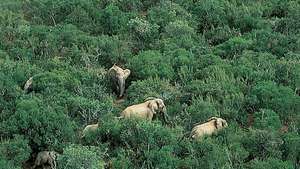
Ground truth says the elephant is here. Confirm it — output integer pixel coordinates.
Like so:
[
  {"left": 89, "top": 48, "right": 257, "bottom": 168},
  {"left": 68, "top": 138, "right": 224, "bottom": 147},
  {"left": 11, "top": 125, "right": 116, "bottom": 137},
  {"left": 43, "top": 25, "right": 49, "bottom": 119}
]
[
  {"left": 190, "top": 117, "right": 228, "bottom": 140},
  {"left": 24, "top": 77, "right": 33, "bottom": 93},
  {"left": 82, "top": 123, "right": 99, "bottom": 138},
  {"left": 119, "top": 98, "right": 167, "bottom": 121},
  {"left": 32, "top": 151, "right": 57, "bottom": 169},
  {"left": 108, "top": 64, "right": 130, "bottom": 98}
]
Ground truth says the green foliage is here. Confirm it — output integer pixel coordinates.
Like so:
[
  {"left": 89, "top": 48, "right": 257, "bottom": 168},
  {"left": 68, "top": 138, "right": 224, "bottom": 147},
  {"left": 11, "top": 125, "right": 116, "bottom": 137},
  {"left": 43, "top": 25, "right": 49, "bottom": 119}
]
[
  {"left": 127, "top": 50, "right": 175, "bottom": 80},
  {"left": 249, "top": 81, "right": 298, "bottom": 121},
  {"left": 0, "top": 135, "right": 31, "bottom": 168},
  {"left": 214, "top": 37, "right": 253, "bottom": 59},
  {"left": 31, "top": 71, "right": 80, "bottom": 93},
  {"left": 242, "top": 129, "right": 283, "bottom": 160},
  {"left": 253, "top": 109, "right": 281, "bottom": 130},
  {"left": 4, "top": 97, "right": 75, "bottom": 150},
  {"left": 281, "top": 132, "right": 300, "bottom": 167},
  {"left": 128, "top": 17, "right": 159, "bottom": 51},
  {"left": 249, "top": 30, "right": 299, "bottom": 57},
  {"left": 67, "top": 95, "right": 115, "bottom": 124},
  {"left": 57, "top": 144, "right": 105, "bottom": 169},
  {"left": 162, "top": 20, "right": 198, "bottom": 51},
  {"left": 94, "top": 118, "right": 183, "bottom": 168},
  {"left": 100, "top": 4, "right": 129, "bottom": 35},
  {"left": 204, "top": 26, "right": 240, "bottom": 45},
  {"left": 247, "top": 158, "right": 293, "bottom": 169},
  {"left": 0, "top": 0, "right": 298, "bottom": 168},
  {"left": 232, "top": 51, "right": 277, "bottom": 85},
  {"left": 190, "top": 0, "right": 228, "bottom": 32},
  {"left": 182, "top": 97, "right": 218, "bottom": 128},
  {"left": 148, "top": 1, "right": 191, "bottom": 29},
  {"left": 127, "top": 77, "right": 180, "bottom": 104}
]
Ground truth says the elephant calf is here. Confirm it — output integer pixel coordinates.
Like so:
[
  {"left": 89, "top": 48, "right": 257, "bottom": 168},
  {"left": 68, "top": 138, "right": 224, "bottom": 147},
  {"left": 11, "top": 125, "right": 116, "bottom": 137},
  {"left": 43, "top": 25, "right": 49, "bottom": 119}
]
[
  {"left": 190, "top": 117, "right": 228, "bottom": 140},
  {"left": 120, "top": 98, "right": 167, "bottom": 121},
  {"left": 108, "top": 64, "right": 130, "bottom": 98},
  {"left": 32, "top": 151, "right": 57, "bottom": 169},
  {"left": 24, "top": 77, "right": 33, "bottom": 93},
  {"left": 82, "top": 123, "right": 99, "bottom": 138}
]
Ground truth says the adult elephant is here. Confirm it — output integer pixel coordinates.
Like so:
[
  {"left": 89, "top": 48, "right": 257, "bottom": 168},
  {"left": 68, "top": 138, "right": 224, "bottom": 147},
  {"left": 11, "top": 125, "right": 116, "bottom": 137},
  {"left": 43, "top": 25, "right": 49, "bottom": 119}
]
[
  {"left": 119, "top": 98, "right": 167, "bottom": 122},
  {"left": 108, "top": 64, "right": 130, "bottom": 98},
  {"left": 190, "top": 117, "right": 228, "bottom": 140}
]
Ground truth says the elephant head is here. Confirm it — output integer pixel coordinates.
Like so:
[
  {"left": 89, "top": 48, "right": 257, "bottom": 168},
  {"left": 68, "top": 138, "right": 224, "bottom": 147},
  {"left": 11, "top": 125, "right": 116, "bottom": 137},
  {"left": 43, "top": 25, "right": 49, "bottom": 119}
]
[
  {"left": 208, "top": 117, "right": 228, "bottom": 129},
  {"left": 148, "top": 98, "right": 166, "bottom": 114}
]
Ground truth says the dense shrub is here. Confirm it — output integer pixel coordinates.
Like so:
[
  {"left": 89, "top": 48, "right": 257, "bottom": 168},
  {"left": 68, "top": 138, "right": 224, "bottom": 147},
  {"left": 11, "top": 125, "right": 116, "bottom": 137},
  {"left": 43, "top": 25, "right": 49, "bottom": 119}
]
[
  {"left": 247, "top": 158, "right": 293, "bottom": 169},
  {"left": 253, "top": 109, "right": 282, "bottom": 130},
  {"left": 127, "top": 77, "right": 180, "bottom": 103},
  {"left": 127, "top": 50, "right": 175, "bottom": 80},
  {"left": 248, "top": 81, "right": 299, "bottom": 121},
  {"left": 242, "top": 129, "right": 283, "bottom": 160},
  {"left": 0, "top": 0, "right": 298, "bottom": 168},
  {"left": 57, "top": 144, "right": 105, "bottom": 169},
  {"left": 85, "top": 117, "right": 184, "bottom": 168},
  {"left": 0, "top": 135, "right": 31, "bottom": 168},
  {"left": 214, "top": 37, "right": 253, "bottom": 59},
  {"left": 4, "top": 97, "right": 75, "bottom": 150},
  {"left": 128, "top": 17, "right": 159, "bottom": 51}
]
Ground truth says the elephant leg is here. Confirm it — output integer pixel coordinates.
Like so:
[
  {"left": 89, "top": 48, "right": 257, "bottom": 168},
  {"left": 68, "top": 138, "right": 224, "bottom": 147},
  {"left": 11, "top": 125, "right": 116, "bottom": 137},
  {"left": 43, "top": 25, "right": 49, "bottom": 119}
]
[{"left": 147, "top": 112, "right": 153, "bottom": 121}]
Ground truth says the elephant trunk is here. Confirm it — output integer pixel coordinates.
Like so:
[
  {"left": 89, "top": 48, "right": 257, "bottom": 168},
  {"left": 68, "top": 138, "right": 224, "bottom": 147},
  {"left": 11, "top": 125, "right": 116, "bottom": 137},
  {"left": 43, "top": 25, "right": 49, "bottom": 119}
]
[
  {"left": 162, "top": 106, "right": 166, "bottom": 113},
  {"left": 118, "top": 77, "right": 125, "bottom": 97}
]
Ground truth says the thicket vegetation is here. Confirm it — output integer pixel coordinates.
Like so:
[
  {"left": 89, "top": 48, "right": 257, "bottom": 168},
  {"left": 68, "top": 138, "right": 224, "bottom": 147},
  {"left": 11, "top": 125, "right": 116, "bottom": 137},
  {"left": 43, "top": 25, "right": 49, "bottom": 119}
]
[{"left": 0, "top": 0, "right": 299, "bottom": 168}]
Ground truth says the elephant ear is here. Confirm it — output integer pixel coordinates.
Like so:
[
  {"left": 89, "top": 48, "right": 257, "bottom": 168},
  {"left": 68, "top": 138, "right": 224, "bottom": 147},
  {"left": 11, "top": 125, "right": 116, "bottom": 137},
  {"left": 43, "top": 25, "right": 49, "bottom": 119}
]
[
  {"left": 123, "top": 69, "right": 131, "bottom": 79},
  {"left": 221, "top": 119, "right": 228, "bottom": 127},
  {"left": 215, "top": 119, "right": 223, "bottom": 129},
  {"left": 108, "top": 66, "right": 117, "bottom": 76},
  {"left": 148, "top": 100, "right": 158, "bottom": 114}
]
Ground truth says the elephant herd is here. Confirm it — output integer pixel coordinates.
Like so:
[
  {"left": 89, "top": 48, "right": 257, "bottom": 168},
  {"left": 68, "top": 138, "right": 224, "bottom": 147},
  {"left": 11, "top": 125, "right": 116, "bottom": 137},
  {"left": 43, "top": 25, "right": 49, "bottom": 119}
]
[
  {"left": 24, "top": 64, "right": 228, "bottom": 169},
  {"left": 82, "top": 64, "right": 228, "bottom": 139}
]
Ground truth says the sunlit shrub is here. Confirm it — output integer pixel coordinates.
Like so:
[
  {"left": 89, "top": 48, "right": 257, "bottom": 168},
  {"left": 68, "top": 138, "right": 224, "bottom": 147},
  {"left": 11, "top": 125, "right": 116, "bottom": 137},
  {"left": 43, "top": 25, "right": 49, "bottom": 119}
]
[
  {"left": 57, "top": 144, "right": 105, "bottom": 169},
  {"left": 127, "top": 50, "right": 175, "bottom": 80}
]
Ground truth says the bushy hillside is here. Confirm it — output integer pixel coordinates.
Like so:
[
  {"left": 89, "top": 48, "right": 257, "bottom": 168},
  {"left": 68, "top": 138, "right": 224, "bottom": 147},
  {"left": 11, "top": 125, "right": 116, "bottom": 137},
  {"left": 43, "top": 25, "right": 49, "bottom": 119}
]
[{"left": 0, "top": 0, "right": 299, "bottom": 169}]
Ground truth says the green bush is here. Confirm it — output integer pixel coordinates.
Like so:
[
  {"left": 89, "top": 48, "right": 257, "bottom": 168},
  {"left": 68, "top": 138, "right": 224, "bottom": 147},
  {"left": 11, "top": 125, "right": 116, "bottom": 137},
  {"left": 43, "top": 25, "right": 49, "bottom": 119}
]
[
  {"left": 126, "top": 77, "right": 181, "bottom": 107},
  {"left": 57, "top": 144, "right": 105, "bottom": 169},
  {"left": 214, "top": 37, "right": 253, "bottom": 59},
  {"left": 253, "top": 109, "right": 281, "bottom": 130},
  {"left": 242, "top": 129, "right": 282, "bottom": 160},
  {"left": 248, "top": 81, "right": 298, "bottom": 121},
  {"left": 281, "top": 132, "right": 300, "bottom": 167},
  {"left": 31, "top": 71, "right": 80, "bottom": 93},
  {"left": 100, "top": 4, "right": 129, "bottom": 35},
  {"left": 128, "top": 17, "right": 159, "bottom": 51},
  {"left": 249, "top": 30, "right": 298, "bottom": 57},
  {"left": 204, "top": 26, "right": 240, "bottom": 45},
  {"left": 4, "top": 97, "right": 75, "bottom": 150},
  {"left": 0, "top": 0, "right": 298, "bottom": 168},
  {"left": 247, "top": 158, "right": 293, "bottom": 169},
  {"left": 182, "top": 97, "right": 218, "bottom": 129},
  {"left": 127, "top": 50, "right": 175, "bottom": 80},
  {"left": 0, "top": 135, "right": 31, "bottom": 168},
  {"left": 148, "top": 1, "right": 191, "bottom": 29},
  {"left": 161, "top": 20, "right": 197, "bottom": 51},
  {"left": 67, "top": 96, "right": 115, "bottom": 125}
]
